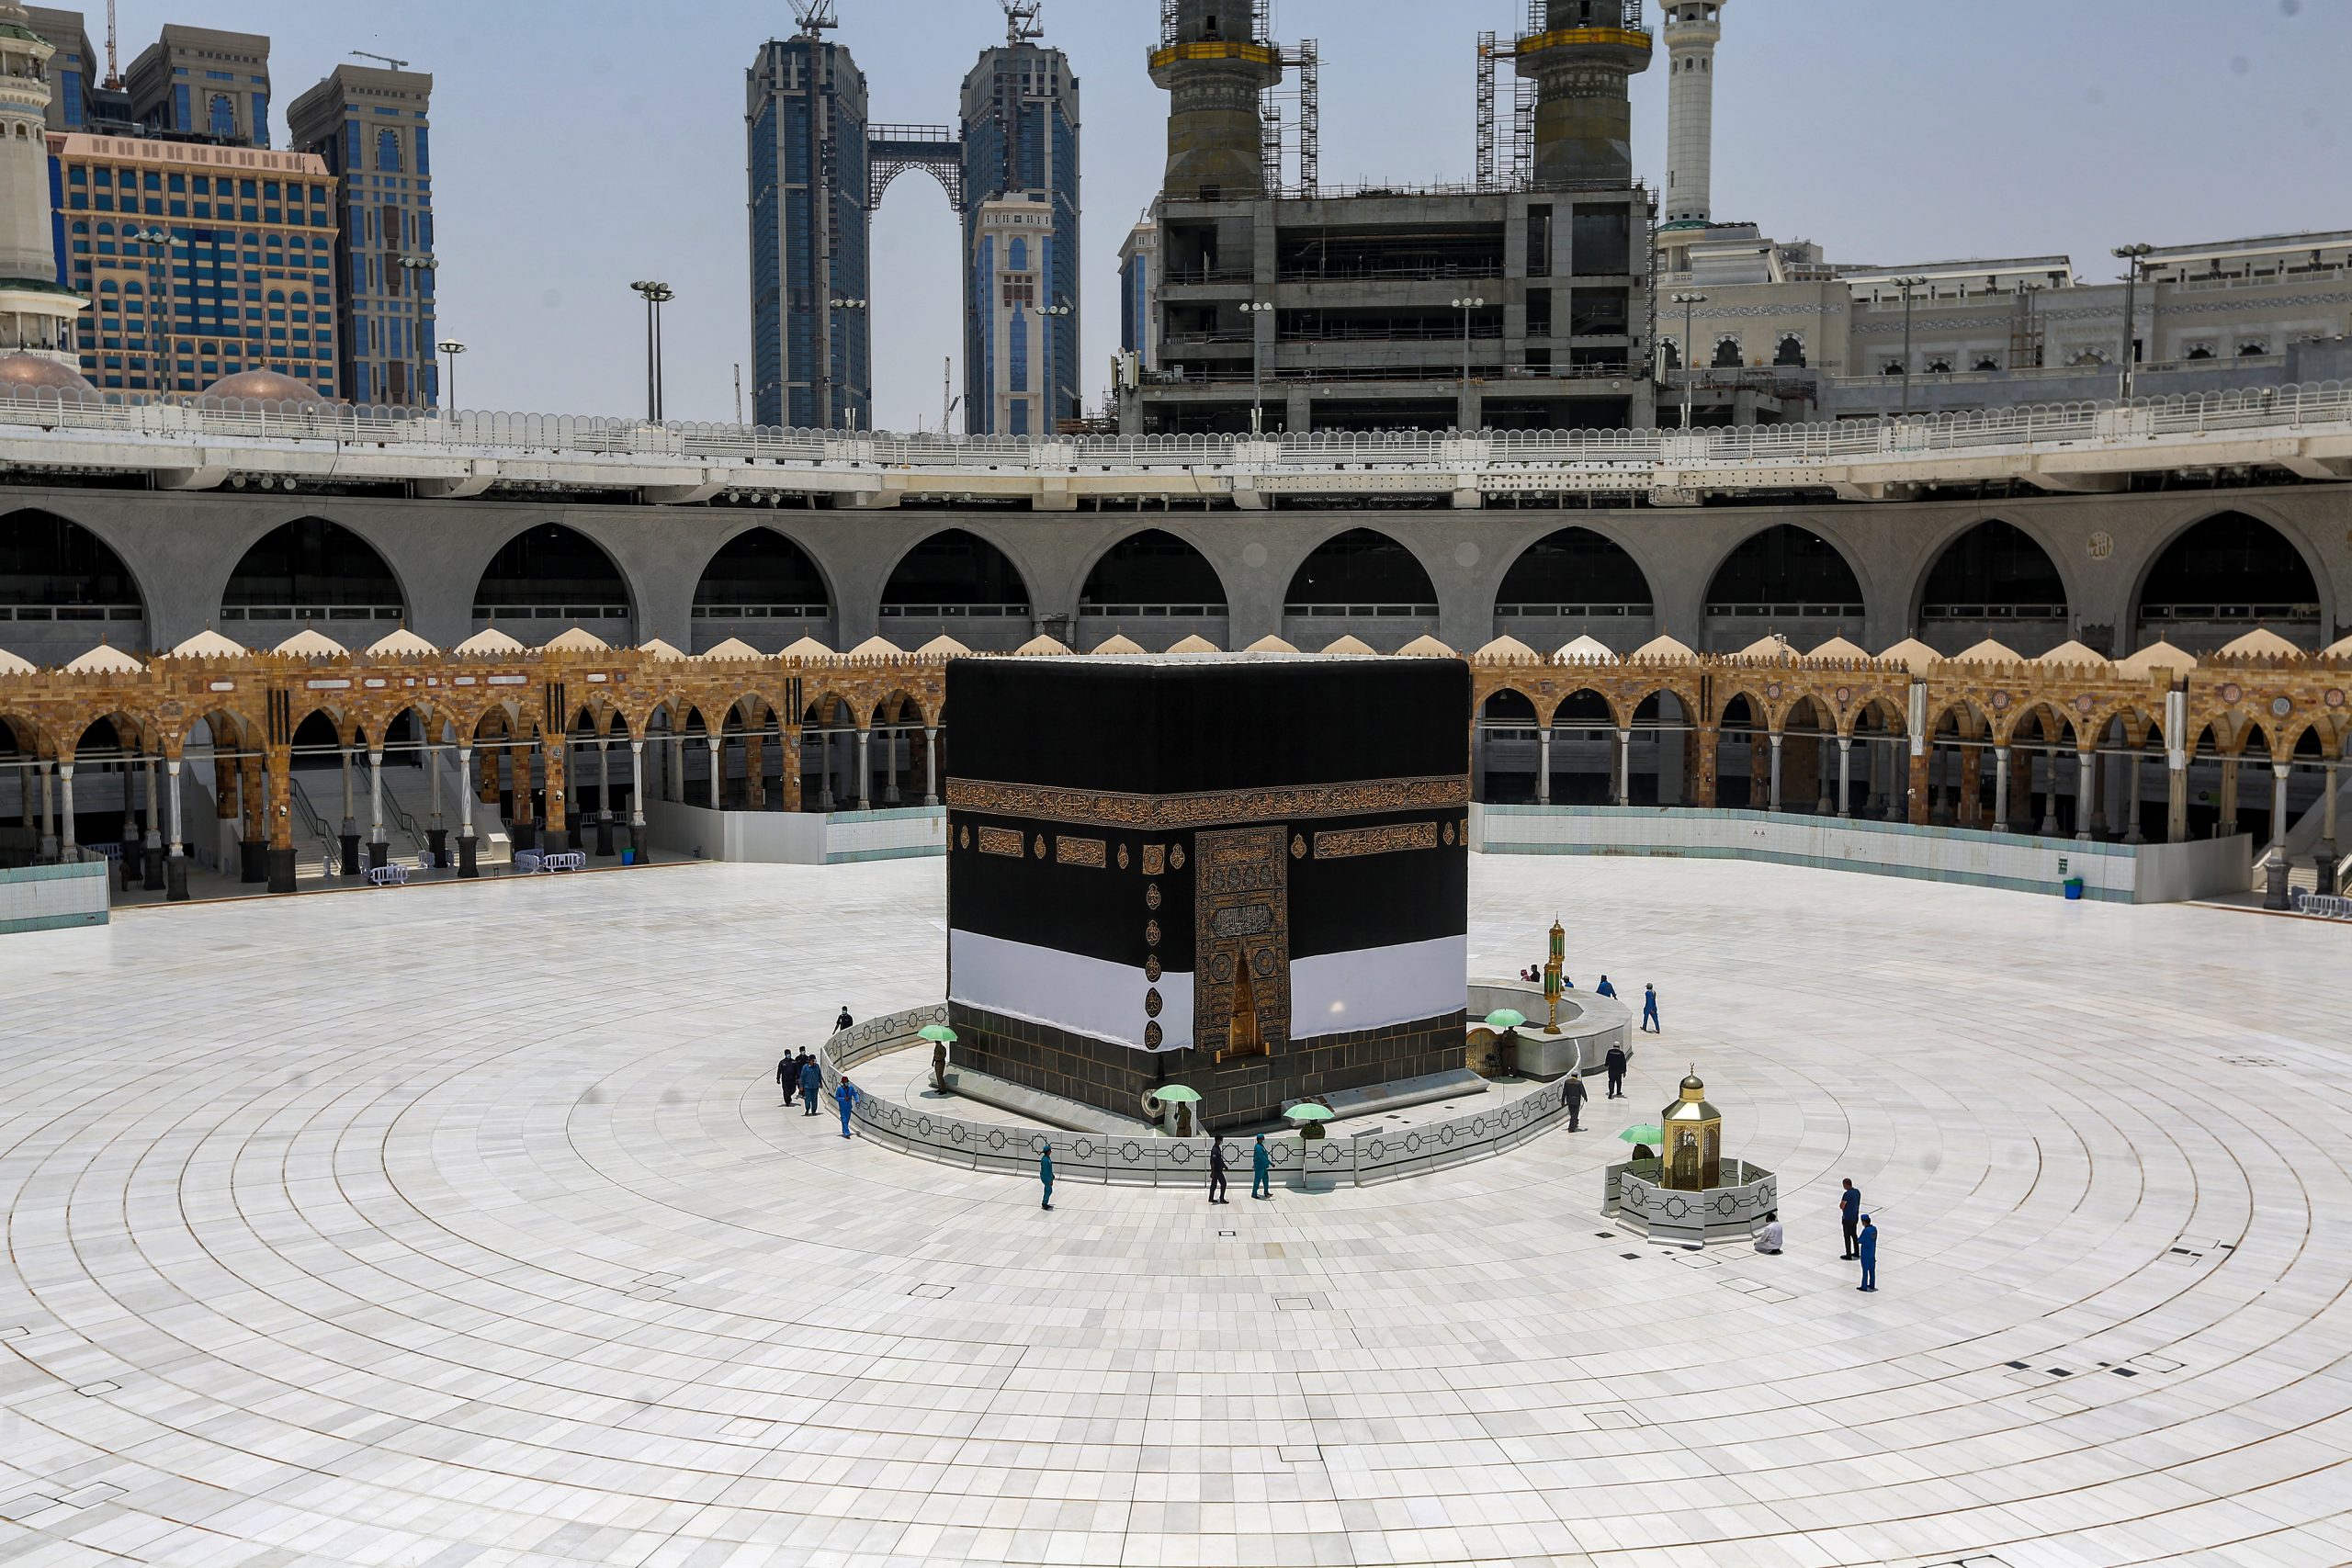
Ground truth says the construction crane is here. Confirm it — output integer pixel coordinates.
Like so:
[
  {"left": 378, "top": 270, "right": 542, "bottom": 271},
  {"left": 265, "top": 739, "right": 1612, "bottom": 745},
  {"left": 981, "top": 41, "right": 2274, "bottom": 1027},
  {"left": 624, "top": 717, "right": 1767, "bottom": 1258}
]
[
  {"left": 1001, "top": 0, "right": 1043, "bottom": 48},
  {"left": 793, "top": 0, "right": 840, "bottom": 36},
  {"left": 350, "top": 51, "right": 412, "bottom": 71},
  {"left": 1476, "top": 32, "right": 1498, "bottom": 191},
  {"left": 100, "top": 0, "right": 119, "bottom": 89}
]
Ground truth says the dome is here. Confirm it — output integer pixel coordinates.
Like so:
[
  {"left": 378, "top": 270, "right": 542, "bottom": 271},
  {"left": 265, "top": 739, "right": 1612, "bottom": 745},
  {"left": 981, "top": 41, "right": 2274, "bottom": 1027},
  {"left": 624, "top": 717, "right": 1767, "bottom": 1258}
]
[
  {"left": 273, "top": 628, "right": 346, "bottom": 658},
  {"left": 1397, "top": 634, "right": 1454, "bottom": 657},
  {"left": 1165, "top": 634, "right": 1220, "bottom": 654},
  {"left": 1015, "top": 634, "right": 1072, "bottom": 656},
  {"left": 1089, "top": 633, "right": 1146, "bottom": 654},
  {"left": 63, "top": 642, "right": 144, "bottom": 675},
  {"left": 1629, "top": 634, "right": 1696, "bottom": 661},
  {"left": 539, "top": 626, "right": 611, "bottom": 653},
  {"left": 779, "top": 636, "right": 836, "bottom": 659},
  {"left": 1953, "top": 637, "right": 2023, "bottom": 664},
  {"left": 453, "top": 626, "right": 528, "bottom": 656},
  {"left": 1554, "top": 634, "right": 1619, "bottom": 664},
  {"left": 2116, "top": 639, "right": 2197, "bottom": 677},
  {"left": 365, "top": 628, "right": 438, "bottom": 658},
  {"left": 170, "top": 629, "right": 248, "bottom": 660},
  {"left": 0, "top": 646, "right": 35, "bottom": 676},
  {"left": 2033, "top": 639, "right": 2112, "bottom": 669},
  {"left": 698, "top": 637, "right": 763, "bottom": 660},
  {"left": 918, "top": 634, "right": 972, "bottom": 657},
  {"left": 2216, "top": 627, "right": 2303, "bottom": 660},
  {"left": 1473, "top": 635, "right": 1537, "bottom": 661},
  {"left": 1680, "top": 1073, "right": 1704, "bottom": 1093},
  {"left": 846, "top": 636, "right": 903, "bottom": 659},
  {"left": 638, "top": 637, "right": 690, "bottom": 661},
  {"left": 0, "top": 353, "right": 96, "bottom": 396},
  {"left": 1319, "top": 635, "right": 1375, "bottom": 655},
  {"left": 198, "top": 368, "right": 334, "bottom": 408},
  {"left": 1876, "top": 637, "right": 1943, "bottom": 673},
  {"left": 1245, "top": 634, "right": 1299, "bottom": 654}
]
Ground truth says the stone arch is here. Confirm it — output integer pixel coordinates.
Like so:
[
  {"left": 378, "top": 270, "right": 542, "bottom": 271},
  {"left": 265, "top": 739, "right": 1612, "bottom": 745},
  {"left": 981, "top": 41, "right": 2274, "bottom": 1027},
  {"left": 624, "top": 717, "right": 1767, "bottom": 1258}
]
[
  {"left": 1702, "top": 523, "right": 1868, "bottom": 648},
  {"left": 1281, "top": 527, "right": 1441, "bottom": 651},
  {"left": 1474, "top": 687, "right": 1542, "bottom": 805},
  {"left": 2130, "top": 509, "right": 2324, "bottom": 652},
  {"left": 1494, "top": 526, "right": 1657, "bottom": 639},
  {"left": 473, "top": 523, "right": 637, "bottom": 644},
  {"left": 1913, "top": 519, "right": 2072, "bottom": 654},
  {"left": 879, "top": 528, "right": 1035, "bottom": 651},
  {"left": 1077, "top": 528, "right": 1232, "bottom": 649},
  {"left": 691, "top": 525, "right": 835, "bottom": 651},
  {"left": 220, "top": 516, "right": 410, "bottom": 641},
  {"left": 0, "top": 506, "right": 150, "bottom": 660}
]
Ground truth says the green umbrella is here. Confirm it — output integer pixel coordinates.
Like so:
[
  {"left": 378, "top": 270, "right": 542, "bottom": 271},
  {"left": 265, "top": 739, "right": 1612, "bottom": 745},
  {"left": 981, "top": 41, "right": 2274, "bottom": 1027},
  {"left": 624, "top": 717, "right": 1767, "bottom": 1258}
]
[
  {"left": 1484, "top": 1009, "right": 1527, "bottom": 1031},
  {"left": 1283, "top": 1102, "right": 1336, "bottom": 1122},
  {"left": 1151, "top": 1084, "right": 1202, "bottom": 1103},
  {"left": 1618, "top": 1123, "right": 1664, "bottom": 1145},
  {"left": 918, "top": 1024, "right": 958, "bottom": 1043}
]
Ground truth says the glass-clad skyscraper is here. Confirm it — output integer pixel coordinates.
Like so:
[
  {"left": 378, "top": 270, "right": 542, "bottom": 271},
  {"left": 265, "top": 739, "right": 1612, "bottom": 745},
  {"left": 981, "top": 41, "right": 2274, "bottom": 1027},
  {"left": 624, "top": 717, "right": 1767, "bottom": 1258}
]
[
  {"left": 958, "top": 40, "right": 1077, "bottom": 435},
  {"left": 746, "top": 30, "right": 869, "bottom": 431}
]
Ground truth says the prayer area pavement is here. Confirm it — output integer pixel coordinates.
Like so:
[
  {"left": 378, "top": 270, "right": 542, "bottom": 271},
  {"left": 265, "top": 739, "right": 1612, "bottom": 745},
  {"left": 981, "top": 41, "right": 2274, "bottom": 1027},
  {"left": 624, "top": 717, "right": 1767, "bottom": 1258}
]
[{"left": 2, "top": 856, "right": 2346, "bottom": 1567}]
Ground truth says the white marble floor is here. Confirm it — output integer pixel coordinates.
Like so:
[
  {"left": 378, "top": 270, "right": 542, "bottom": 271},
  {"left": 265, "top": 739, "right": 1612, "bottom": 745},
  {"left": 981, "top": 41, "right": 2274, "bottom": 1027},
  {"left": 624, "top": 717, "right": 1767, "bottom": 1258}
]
[{"left": 2, "top": 857, "right": 2348, "bottom": 1568}]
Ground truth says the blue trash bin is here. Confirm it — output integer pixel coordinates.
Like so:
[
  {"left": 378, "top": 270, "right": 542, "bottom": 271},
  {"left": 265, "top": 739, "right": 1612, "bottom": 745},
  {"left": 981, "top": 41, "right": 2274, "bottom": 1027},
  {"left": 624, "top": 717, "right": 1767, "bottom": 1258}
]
[{"left": 2064, "top": 876, "right": 2084, "bottom": 900}]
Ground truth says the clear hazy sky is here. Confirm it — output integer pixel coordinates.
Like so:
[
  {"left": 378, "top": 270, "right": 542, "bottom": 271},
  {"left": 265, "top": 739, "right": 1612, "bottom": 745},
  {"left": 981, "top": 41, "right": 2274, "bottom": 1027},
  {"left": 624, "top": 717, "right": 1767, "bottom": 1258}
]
[{"left": 141, "top": 0, "right": 2351, "bottom": 428}]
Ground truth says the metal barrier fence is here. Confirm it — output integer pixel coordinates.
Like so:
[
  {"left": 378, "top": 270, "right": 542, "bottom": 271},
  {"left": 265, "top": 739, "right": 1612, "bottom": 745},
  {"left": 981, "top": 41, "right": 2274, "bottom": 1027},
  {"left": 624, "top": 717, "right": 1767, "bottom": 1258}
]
[
  {"left": 2289, "top": 889, "right": 2352, "bottom": 919},
  {"left": 818, "top": 1005, "right": 1579, "bottom": 1187}
]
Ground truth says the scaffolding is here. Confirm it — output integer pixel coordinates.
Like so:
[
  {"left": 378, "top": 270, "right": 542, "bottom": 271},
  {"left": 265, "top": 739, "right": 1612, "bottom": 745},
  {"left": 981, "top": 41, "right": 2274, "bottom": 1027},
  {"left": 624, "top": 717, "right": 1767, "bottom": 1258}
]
[
  {"left": 1159, "top": 0, "right": 1178, "bottom": 47},
  {"left": 1476, "top": 32, "right": 1498, "bottom": 191},
  {"left": 1295, "top": 38, "right": 1318, "bottom": 196}
]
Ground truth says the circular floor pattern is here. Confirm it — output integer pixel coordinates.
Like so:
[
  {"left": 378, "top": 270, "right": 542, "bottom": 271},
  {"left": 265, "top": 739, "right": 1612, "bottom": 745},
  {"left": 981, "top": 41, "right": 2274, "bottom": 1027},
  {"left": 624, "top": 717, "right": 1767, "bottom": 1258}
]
[{"left": 3, "top": 857, "right": 2348, "bottom": 1568}]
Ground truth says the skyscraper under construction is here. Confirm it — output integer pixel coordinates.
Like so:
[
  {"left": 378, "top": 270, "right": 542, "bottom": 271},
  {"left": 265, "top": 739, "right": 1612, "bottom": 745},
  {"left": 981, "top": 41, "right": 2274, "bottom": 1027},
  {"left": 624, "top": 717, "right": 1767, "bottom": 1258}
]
[{"left": 1121, "top": 0, "right": 1658, "bottom": 436}]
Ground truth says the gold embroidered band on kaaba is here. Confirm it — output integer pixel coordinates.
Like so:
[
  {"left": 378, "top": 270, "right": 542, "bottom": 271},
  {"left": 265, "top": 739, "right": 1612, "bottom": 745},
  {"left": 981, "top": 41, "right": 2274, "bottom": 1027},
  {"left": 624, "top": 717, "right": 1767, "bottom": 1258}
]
[{"left": 945, "top": 774, "right": 1470, "bottom": 829}]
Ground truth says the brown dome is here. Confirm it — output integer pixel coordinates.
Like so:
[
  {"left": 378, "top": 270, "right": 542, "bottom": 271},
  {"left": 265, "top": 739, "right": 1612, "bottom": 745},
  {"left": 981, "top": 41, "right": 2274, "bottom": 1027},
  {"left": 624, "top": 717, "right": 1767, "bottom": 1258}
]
[
  {"left": 0, "top": 353, "right": 96, "bottom": 396},
  {"left": 198, "top": 369, "right": 335, "bottom": 409}
]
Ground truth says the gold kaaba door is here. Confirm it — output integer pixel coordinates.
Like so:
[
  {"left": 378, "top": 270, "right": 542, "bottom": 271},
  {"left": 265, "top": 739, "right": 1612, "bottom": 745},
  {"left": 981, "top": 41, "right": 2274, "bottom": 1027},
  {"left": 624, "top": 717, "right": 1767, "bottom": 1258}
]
[{"left": 1194, "top": 826, "right": 1289, "bottom": 1063}]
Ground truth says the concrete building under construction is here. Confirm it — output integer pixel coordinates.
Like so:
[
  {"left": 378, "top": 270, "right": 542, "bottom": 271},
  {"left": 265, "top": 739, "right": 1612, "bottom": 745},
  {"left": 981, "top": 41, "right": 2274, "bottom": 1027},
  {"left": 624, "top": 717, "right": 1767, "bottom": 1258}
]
[{"left": 1119, "top": 0, "right": 1658, "bottom": 436}]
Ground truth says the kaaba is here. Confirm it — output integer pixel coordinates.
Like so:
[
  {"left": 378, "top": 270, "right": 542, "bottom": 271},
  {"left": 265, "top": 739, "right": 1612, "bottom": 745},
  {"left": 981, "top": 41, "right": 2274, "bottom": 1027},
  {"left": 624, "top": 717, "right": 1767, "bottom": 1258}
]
[{"left": 944, "top": 653, "right": 1470, "bottom": 1130}]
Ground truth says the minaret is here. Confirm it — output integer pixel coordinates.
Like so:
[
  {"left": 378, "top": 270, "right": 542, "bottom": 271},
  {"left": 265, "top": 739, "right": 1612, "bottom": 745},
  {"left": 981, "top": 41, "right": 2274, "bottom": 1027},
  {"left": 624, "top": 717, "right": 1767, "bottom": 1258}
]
[
  {"left": 1515, "top": 0, "right": 1653, "bottom": 187},
  {"left": 1150, "top": 0, "right": 1282, "bottom": 200},
  {"left": 1662, "top": 1, "right": 1724, "bottom": 224},
  {"left": 0, "top": 0, "right": 87, "bottom": 366}
]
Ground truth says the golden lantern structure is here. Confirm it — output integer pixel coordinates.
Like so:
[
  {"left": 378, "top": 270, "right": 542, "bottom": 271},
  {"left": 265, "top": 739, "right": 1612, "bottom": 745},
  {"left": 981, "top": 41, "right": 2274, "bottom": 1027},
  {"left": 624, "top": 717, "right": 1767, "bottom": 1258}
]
[
  {"left": 1543, "top": 918, "right": 1565, "bottom": 1034},
  {"left": 1659, "top": 1068, "right": 1723, "bottom": 1191}
]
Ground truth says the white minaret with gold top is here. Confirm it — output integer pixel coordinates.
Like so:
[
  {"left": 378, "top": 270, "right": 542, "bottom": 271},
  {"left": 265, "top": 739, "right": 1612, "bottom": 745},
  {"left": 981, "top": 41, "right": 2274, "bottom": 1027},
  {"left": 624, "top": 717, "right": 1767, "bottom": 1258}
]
[
  {"left": 0, "top": 0, "right": 86, "bottom": 367},
  {"left": 1662, "top": 1, "right": 1724, "bottom": 226}
]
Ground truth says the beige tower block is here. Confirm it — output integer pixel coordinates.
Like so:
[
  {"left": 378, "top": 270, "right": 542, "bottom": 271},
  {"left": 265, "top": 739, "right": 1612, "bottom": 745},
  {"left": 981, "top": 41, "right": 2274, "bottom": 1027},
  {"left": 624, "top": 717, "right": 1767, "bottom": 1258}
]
[{"left": 0, "top": 1, "right": 85, "bottom": 365}]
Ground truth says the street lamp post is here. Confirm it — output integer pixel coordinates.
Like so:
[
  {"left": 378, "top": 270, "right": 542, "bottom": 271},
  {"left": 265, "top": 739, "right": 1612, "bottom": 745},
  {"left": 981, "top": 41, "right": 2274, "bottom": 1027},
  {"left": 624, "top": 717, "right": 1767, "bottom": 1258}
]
[
  {"left": 2112, "top": 243, "right": 2154, "bottom": 401},
  {"left": 398, "top": 255, "right": 436, "bottom": 407},
  {"left": 1451, "top": 294, "right": 1487, "bottom": 387},
  {"left": 1891, "top": 276, "right": 1928, "bottom": 416},
  {"left": 1670, "top": 291, "right": 1707, "bottom": 429},
  {"left": 128, "top": 227, "right": 174, "bottom": 391},
  {"left": 1238, "top": 300, "right": 1274, "bottom": 434},
  {"left": 826, "top": 297, "right": 867, "bottom": 429},
  {"left": 630, "top": 280, "right": 675, "bottom": 423},
  {"left": 1037, "top": 300, "right": 1073, "bottom": 432},
  {"left": 436, "top": 341, "right": 466, "bottom": 412}
]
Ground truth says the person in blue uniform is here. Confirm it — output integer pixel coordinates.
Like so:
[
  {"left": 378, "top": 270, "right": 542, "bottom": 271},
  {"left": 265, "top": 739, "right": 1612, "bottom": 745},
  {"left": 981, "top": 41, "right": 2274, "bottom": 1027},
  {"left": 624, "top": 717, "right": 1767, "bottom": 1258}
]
[
  {"left": 1857, "top": 1214, "right": 1878, "bottom": 1292},
  {"left": 778, "top": 1055, "right": 797, "bottom": 1107},
  {"left": 834, "top": 1078, "right": 857, "bottom": 1138},
  {"left": 1596, "top": 975, "right": 1617, "bottom": 998},
  {"left": 798, "top": 1055, "right": 822, "bottom": 1115},
  {"left": 1838, "top": 1179, "right": 1861, "bottom": 1258},
  {"left": 1641, "top": 984, "right": 1660, "bottom": 1033},
  {"left": 1039, "top": 1144, "right": 1054, "bottom": 1210},
  {"left": 1251, "top": 1134, "right": 1272, "bottom": 1199}
]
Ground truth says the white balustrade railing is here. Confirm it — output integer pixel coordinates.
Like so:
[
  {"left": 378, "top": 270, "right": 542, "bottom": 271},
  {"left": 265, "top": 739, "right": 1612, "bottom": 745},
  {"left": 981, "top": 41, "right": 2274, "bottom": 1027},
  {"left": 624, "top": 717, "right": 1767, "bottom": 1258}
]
[{"left": 4, "top": 379, "right": 2347, "bottom": 497}]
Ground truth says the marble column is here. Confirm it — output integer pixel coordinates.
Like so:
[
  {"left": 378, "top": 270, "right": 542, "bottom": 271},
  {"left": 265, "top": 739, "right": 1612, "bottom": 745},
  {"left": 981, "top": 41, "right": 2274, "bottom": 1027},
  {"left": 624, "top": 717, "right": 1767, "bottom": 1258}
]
[
  {"left": 2123, "top": 753, "right": 2146, "bottom": 845},
  {"left": 2218, "top": 757, "right": 2239, "bottom": 839},
  {"left": 1836, "top": 737, "right": 1852, "bottom": 817},
  {"left": 707, "top": 735, "right": 724, "bottom": 811},
  {"left": 368, "top": 749, "right": 387, "bottom": 868},
  {"left": 816, "top": 729, "right": 834, "bottom": 811},
  {"left": 339, "top": 743, "right": 359, "bottom": 874},
  {"left": 456, "top": 744, "right": 478, "bottom": 878},
  {"left": 1767, "top": 733, "right": 1783, "bottom": 812},
  {"left": 922, "top": 727, "right": 939, "bottom": 807},
  {"left": 57, "top": 760, "right": 76, "bottom": 858},
  {"left": 629, "top": 739, "right": 650, "bottom": 862},
  {"left": 37, "top": 757, "right": 55, "bottom": 860},
  {"left": 855, "top": 728, "right": 872, "bottom": 811},
  {"left": 2086, "top": 750, "right": 2108, "bottom": 839},
  {"left": 1615, "top": 728, "right": 1632, "bottom": 807},
  {"left": 2074, "top": 750, "right": 2097, "bottom": 841},
  {"left": 141, "top": 753, "right": 164, "bottom": 889},
  {"left": 165, "top": 754, "right": 188, "bottom": 901},
  {"left": 1993, "top": 746, "right": 2010, "bottom": 828},
  {"left": 2038, "top": 750, "right": 2060, "bottom": 836},
  {"left": 1536, "top": 728, "right": 1552, "bottom": 806},
  {"left": 882, "top": 728, "right": 900, "bottom": 807},
  {"left": 2318, "top": 761, "right": 2341, "bottom": 896},
  {"left": 2167, "top": 754, "right": 2189, "bottom": 843}
]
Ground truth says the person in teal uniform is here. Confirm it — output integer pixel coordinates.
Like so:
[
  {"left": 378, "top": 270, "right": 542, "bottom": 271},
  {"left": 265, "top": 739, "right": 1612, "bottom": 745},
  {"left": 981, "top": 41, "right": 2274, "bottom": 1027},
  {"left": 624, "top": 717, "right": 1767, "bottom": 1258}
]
[{"left": 1251, "top": 1134, "right": 1272, "bottom": 1199}]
